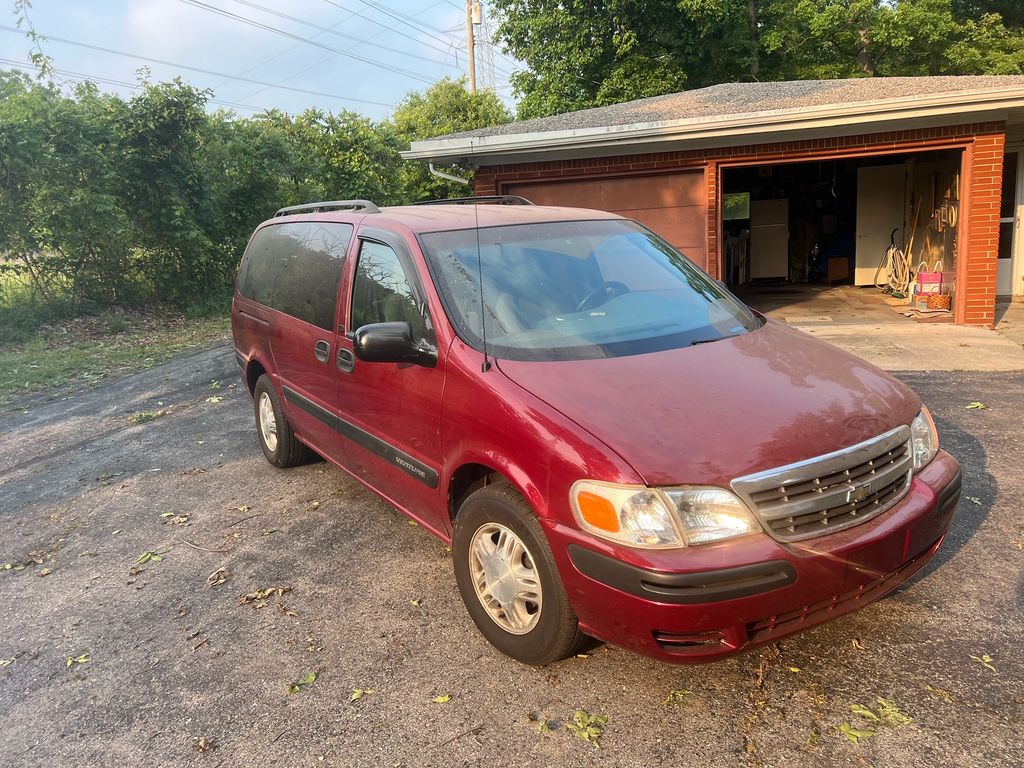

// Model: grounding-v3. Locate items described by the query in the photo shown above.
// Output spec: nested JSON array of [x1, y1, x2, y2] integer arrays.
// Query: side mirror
[[353, 322, 436, 368]]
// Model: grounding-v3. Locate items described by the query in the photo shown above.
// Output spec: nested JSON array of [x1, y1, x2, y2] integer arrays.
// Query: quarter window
[[351, 240, 433, 343], [237, 222, 352, 330]]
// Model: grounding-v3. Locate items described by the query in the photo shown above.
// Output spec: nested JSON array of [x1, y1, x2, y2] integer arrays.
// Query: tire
[[452, 481, 586, 665], [253, 374, 310, 468]]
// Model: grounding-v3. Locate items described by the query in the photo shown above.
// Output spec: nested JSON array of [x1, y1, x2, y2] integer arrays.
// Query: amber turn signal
[[575, 491, 621, 533]]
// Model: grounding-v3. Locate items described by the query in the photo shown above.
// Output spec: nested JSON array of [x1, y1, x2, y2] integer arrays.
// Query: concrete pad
[[792, 322, 1024, 371], [739, 284, 935, 328], [996, 299, 1024, 349]]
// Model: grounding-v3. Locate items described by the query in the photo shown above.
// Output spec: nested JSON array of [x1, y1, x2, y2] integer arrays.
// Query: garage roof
[[403, 76, 1024, 165]]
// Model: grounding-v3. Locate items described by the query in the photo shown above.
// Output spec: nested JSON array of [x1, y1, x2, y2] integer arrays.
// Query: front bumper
[[544, 450, 961, 663]]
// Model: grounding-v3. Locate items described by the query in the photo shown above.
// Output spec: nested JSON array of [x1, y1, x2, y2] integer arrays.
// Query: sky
[[0, 0, 519, 119]]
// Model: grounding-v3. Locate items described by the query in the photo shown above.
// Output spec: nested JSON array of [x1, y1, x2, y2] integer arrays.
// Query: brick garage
[[406, 78, 1024, 327]]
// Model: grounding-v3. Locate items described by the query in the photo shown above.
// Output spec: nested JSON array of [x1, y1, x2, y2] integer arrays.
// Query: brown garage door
[[505, 171, 707, 267]]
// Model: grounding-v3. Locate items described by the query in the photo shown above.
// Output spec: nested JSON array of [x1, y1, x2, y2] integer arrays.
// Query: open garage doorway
[[721, 149, 963, 324]]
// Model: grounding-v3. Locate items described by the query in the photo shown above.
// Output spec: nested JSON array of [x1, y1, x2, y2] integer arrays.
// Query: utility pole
[[465, 0, 476, 94]]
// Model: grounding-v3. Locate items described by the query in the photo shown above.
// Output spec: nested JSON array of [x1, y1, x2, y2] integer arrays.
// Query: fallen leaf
[[112, 530, 122, 535], [836, 722, 876, 745], [309, 501, 320, 510], [788, 666, 802, 673], [193, 736, 215, 752], [664, 690, 693, 705], [966, 496, 982, 505], [850, 703, 880, 722], [66, 653, 90, 667], [205, 396, 224, 404], [432, 694, 452, 703], [0, 657, 16, 666], [565, 709, 607, 748], [969, 653, 997, 673], [206, 568, 230, 587], [239, 586, 291, 606], [37, 567, 52, 577], [922, 684, 953, 702], [350, 687, 375, 701], [965, 401, 988, 410], [852, 639, 866, 650], [130, 409, 169, 424], [136, 546, 171, 565], [288, 671, 317, 694], [875, 698, 912, 727], [410, 598, 422, 607]]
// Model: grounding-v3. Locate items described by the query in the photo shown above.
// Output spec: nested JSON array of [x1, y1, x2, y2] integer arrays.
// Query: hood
[[496, 321, 920, 487]]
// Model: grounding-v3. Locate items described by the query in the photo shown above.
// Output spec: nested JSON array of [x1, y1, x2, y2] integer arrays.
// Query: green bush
[[0, 71, 509, 335]]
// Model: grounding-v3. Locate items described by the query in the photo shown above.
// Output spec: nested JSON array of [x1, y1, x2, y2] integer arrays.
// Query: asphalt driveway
[[1, 345, 1022, 767]]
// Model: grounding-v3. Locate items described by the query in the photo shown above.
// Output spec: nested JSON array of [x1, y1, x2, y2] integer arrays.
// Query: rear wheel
[[452, 481, 585, 665], [253, 374, 309, 468]]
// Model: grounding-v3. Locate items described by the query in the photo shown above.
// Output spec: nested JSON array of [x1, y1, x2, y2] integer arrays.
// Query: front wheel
[[452, 481, 585, 665]]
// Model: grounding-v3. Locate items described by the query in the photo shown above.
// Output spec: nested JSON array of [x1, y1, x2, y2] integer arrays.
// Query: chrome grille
[[731, 425, 913, 543]]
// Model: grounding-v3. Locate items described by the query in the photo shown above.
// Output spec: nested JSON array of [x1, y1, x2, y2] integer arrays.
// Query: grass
[[0, 310, 231, 408]]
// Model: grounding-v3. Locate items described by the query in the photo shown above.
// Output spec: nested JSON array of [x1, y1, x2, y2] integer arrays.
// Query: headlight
[[910, 407, 938, 472], [663, 488, 760, 545], [570, 481, 759, 548]]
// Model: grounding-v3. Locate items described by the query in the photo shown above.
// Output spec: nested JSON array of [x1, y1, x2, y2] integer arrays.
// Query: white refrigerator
[[750, 199, 789, 280]]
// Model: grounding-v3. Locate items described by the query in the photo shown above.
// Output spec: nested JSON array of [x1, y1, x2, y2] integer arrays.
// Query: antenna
[[471, 139, 491, 373]]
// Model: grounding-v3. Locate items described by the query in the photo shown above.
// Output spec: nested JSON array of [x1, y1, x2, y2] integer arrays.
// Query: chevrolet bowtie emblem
[[846, 483, 872, 503]]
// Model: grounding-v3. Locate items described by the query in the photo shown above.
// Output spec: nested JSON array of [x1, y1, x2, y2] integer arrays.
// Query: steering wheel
[[576, 281, 630, 312]]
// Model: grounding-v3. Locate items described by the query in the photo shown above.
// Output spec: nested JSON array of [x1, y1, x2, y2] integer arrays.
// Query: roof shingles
[[433, 76, 1024, 141]]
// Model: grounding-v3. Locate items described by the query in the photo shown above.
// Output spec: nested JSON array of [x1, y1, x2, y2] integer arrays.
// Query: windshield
[[419, 219, 761, 362]]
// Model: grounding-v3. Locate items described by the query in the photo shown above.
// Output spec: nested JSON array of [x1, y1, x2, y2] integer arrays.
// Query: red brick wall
[[474, 121, 1006, 326], [958, 133, 1005, 326]]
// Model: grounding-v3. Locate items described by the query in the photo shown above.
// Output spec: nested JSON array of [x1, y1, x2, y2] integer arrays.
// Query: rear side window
[[237, 222, 353, 330], [351, 240, 434, 344]]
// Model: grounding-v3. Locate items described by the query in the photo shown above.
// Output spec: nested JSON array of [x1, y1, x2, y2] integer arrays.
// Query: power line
[[318, 0, 459, 63], [235, 0, 453, 105], [0, 24, 393, 107], [224, 0, 456, 69], [176, 0, 434, 83], [355, 0, 461, 48], [0, 57, 269, 113]]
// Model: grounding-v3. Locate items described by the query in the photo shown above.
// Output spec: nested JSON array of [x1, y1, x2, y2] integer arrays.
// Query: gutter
[[402, 87, 1024, 163]]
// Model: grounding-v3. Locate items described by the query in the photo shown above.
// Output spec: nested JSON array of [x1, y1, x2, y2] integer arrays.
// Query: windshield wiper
[[690, 333, 740, 346]]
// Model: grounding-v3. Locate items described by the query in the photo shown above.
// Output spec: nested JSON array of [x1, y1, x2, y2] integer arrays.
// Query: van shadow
[[902, 410, 996, 582]]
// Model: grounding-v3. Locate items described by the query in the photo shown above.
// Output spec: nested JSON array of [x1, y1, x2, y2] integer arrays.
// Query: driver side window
[[351, 240, 434, 344]]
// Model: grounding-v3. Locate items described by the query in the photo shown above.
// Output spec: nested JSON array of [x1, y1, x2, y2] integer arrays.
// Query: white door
[[998, 149, 1023, 297], [749, 198, 789, 279], [855, 164, 906, 286]]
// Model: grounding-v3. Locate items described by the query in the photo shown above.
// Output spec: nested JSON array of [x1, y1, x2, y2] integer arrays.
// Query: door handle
[[337, 348, 355, 374], [314, 340, 330, 364]]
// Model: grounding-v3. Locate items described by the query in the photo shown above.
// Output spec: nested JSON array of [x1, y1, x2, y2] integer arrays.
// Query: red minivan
[[231, 197, 961, 665]]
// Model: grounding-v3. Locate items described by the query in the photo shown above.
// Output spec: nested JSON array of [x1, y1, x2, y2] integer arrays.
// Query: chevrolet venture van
[[231, 197, 961, 665]]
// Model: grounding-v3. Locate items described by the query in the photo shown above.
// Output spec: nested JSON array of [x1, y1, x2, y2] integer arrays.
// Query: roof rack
[[274, 199, 379, 217], [413, 195, 534, 206]]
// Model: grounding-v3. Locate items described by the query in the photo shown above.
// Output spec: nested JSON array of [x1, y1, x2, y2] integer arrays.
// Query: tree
[[0, 73, 134, 308], [492, 0, 1024, 118], [392, 77, 512, 200]]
